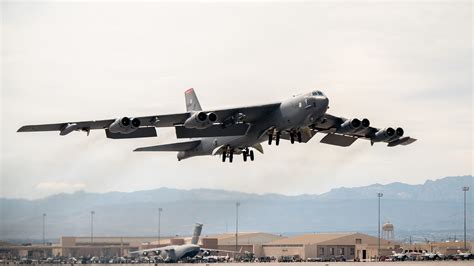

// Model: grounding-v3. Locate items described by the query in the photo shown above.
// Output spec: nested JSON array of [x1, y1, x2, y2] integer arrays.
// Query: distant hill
[[0, 175, 472, 241]]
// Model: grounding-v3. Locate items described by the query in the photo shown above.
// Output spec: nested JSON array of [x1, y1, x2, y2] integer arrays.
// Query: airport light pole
[[377, 192, 383, 261], [463, 186, 469, 251], [235, 202, 240, 258], [158, 208, 163, 246], [90, 211, 95, 244], [42, 213, 46, 246]]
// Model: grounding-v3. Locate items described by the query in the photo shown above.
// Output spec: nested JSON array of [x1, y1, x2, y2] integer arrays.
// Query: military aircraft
[[130, 223, 239, 263], [18, 89, 416, 162]]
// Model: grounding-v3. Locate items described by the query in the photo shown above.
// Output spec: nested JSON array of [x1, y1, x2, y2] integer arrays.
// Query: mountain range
[[0, 175, 472, 241]]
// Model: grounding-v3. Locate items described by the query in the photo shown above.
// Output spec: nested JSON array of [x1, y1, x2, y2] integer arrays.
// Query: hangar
[[255, 232, 399, 261]]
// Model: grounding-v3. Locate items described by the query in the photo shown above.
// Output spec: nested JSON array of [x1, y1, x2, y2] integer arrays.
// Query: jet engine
[[183, 112, 218, 129], [395, 127, 404, 137], [108, 117, 141, 134], [361, 118, 370, 128], [372, 127, 396, 142], [338, 118, 361, 133]]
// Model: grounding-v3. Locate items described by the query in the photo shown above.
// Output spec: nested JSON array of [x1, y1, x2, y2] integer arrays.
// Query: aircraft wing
[[310, 113, 417, 147], [17, 113, 190, 133], [17, 103, 280, 138], [201, 247, 243, 254], [129, 246, 169, 255]]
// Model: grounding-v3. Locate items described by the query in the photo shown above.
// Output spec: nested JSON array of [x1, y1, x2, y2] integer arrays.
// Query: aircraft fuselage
[[177, 92, 329, 160]]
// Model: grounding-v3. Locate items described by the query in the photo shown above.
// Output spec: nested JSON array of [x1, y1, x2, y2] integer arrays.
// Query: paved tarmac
[[86, 262, 473, 266]]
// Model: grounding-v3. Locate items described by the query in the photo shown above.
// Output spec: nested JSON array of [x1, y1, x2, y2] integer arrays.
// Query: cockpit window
[[312, 90, 324, 96]]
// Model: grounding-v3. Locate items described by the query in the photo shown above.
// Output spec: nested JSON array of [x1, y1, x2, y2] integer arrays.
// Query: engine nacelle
[[108, 117, 140, 134], [361, 118, 370, 128], [183, 112, 218, 129], [372, 127, 396, 142], [395, 127, 404, 137], [338, 118, 361, 133]]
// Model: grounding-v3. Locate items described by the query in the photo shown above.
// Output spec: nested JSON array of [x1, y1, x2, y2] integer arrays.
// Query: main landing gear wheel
[[243, 152, 248, 162], [275, 132, 281, 146], [229, 150, 233, 163], [290, 132, 295, 144], [249, 150, 254, 161], [222, 151, 226, 162], [297, 131, 302, 143], [268, 133, 273, 145]]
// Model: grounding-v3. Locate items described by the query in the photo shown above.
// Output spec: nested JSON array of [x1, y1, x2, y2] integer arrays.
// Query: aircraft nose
[[319, 96, 329, 110]]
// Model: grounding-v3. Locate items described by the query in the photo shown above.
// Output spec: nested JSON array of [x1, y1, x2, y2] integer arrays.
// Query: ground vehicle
[[306, 257, 323, 262]]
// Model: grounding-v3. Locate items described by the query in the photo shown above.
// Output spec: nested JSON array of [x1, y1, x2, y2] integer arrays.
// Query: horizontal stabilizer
[[387, 137, 417, 147], [105, 127, 157, 139], [320, 133, 357, 147], [134, 140, 201, 152], [175, 124, 249, 138]]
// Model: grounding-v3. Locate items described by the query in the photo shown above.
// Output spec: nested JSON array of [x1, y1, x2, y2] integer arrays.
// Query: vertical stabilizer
[[185, 88, 202, 112], [191, 223, 203, 245]]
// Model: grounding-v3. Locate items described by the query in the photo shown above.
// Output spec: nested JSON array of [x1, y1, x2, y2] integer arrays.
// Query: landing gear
[[242, 148, 254, 162], [297, 131, 302, 143], [222, 148, 233, 163], [289, 131, 302, 144], [269, 131, 281, 146]]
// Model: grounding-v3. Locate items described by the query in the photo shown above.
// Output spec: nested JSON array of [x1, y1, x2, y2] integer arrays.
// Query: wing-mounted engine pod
[[396, 127, 404, 137], [184, 111, 214, 129], [338, 118, 361, 133], [207, 112, 218, 123], [372, 127, 396, 142], [108, 117, 139, 134], [130, 118, 141, 129], [361, 118, 370, 128]]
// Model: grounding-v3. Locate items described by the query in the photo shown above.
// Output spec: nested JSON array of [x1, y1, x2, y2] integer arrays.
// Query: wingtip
[[17, 126, 27, 132], [185, 88, 194, 94]]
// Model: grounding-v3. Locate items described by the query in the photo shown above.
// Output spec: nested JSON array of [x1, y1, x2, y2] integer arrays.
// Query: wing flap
[[387, 137, 417, 147], [134, 140, 201, 152], [320, 133, 358, 147], [175, 124, 250, 138], [105, 127, 157, 139]]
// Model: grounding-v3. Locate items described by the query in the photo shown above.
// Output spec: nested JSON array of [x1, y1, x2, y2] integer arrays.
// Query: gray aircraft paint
[[176, 91, 329, 160], [17, 89, 415, 161]]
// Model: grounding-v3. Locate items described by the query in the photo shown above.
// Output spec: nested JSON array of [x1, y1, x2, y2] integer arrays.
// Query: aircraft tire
[[250, 150, 254, 161], [243, 152, 247, 162]]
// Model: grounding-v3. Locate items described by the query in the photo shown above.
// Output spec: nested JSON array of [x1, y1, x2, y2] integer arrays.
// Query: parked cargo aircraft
[[18, 89, 416, 162], [130, 223, 239, 262]]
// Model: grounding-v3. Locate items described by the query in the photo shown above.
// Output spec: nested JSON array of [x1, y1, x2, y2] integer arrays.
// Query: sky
[[1, 1, 472, 199]]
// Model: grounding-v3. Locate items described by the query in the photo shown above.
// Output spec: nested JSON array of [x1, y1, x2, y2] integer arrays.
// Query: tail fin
[[191, 223, 203, 245], [185, 88, 202, 112]]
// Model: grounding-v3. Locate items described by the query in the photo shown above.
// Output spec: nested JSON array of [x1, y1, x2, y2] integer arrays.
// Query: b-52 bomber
[[18, 89, 416, 162]]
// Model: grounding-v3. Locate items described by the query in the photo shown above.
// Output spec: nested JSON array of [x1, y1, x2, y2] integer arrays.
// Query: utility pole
[[377, 193, 383, 261], [90, 211, 95, 244], [158, 208, 163, 246], [235, 202, 240, 259], [463, 186, 469, 251], [42, 213, 46, 245]]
